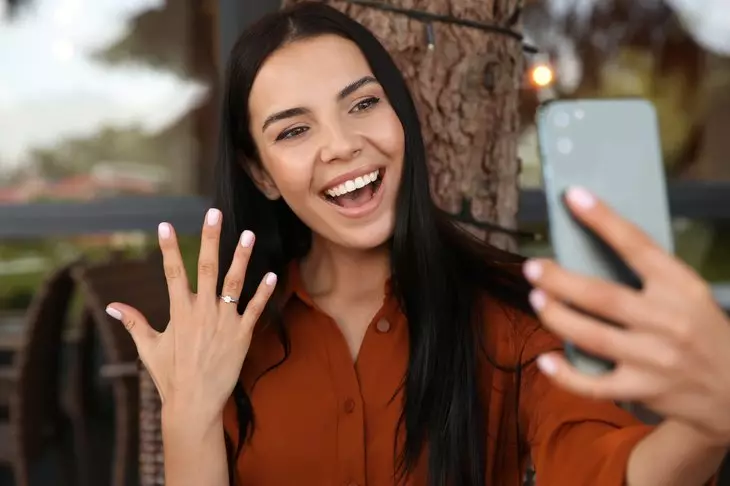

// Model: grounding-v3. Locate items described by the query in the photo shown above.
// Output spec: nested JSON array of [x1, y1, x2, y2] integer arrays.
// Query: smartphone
[[536, 98, 674, 375]]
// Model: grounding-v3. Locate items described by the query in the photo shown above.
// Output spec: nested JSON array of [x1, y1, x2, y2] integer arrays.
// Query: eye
[[275, 126, 309, 141], [351, 96, 380, 113]]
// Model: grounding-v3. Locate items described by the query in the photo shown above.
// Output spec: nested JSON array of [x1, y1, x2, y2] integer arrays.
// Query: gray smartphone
[[536, 98, 674, 375]]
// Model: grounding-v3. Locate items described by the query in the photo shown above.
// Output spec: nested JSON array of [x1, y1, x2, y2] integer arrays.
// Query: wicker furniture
[[0, 260, 79, 486], [73, 252, 169, 486]]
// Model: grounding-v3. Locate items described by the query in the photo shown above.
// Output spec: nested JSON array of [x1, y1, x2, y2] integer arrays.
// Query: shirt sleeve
[[519, 326, 655, 486]]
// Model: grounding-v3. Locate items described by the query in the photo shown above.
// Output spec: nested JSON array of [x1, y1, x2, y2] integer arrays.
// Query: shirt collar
[[280, 259, 395, 310]]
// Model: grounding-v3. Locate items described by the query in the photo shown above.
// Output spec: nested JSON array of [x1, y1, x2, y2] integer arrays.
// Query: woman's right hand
[[105, 208, 277, 426]]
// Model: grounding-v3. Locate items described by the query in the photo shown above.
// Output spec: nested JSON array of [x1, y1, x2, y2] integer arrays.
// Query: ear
[[247, 163, 282, 201]]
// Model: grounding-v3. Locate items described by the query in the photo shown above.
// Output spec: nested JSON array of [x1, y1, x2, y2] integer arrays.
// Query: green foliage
[[0, 232, 204, 312], [519, 222, 730, 284], [27, 125, 170, 181], [699, 226, 730, 281]]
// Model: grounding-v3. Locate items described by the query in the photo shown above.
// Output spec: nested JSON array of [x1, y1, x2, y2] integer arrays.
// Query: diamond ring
[[219, 295, 239, 304]]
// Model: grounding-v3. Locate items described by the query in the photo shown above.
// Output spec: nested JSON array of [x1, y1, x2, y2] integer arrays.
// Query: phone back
[[537, 98, 674, 285]]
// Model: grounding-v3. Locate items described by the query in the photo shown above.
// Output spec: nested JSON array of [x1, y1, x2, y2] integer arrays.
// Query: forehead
[[249, 35, 374, 117]]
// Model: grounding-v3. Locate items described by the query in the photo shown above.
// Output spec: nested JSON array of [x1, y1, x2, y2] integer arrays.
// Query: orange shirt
[[224, 262, 654, 485]]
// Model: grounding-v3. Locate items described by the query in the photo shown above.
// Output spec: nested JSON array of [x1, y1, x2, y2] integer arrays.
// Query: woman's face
[[247, 34, 405, 250]]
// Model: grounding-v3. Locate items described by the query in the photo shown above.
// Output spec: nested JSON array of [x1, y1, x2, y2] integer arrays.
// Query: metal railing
[[0, 181, 728, 309]]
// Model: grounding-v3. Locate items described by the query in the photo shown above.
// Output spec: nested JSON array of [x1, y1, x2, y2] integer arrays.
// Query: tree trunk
[[684, 54, 730, 181], [281, 0, 525, 249]]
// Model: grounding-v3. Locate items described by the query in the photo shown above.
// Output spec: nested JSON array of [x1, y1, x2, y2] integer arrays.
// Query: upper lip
[[320, 165, 383, 194]]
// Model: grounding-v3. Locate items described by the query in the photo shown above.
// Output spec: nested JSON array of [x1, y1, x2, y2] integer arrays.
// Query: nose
[[319, 122, 363, 164]]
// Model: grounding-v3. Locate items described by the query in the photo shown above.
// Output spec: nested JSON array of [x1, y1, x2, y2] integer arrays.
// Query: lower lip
[[324, 171, 387, 219]]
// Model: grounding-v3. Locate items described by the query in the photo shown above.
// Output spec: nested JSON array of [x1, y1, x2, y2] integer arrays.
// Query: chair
[[0, 260, 79, 486], [73, 251, 169, 486]]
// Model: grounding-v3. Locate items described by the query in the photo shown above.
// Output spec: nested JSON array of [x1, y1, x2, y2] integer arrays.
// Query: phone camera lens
[[554, 112, 570, 127], [557, 138, 573, 154]]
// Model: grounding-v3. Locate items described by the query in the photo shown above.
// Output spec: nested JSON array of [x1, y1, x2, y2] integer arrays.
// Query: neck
[[300, 234, 390, 302]]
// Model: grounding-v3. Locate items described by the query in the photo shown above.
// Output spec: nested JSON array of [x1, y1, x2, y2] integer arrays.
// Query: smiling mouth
[[322, 169, 384, 209]]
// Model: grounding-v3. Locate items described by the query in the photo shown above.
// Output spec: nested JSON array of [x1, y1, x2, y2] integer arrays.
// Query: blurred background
[[0, 0, 728, 485]]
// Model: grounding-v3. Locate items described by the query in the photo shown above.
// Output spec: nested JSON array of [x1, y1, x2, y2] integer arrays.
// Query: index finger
[[563, 187, 674, 280]]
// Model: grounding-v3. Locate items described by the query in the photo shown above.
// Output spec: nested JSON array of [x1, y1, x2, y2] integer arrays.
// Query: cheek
[[373, 111, 405, 159], [263, 153, 315, 198]]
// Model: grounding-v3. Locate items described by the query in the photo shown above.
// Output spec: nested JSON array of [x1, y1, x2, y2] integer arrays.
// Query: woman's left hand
[[524, 187, 730, 447]]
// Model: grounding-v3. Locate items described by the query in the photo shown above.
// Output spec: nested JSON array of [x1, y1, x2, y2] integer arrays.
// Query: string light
[[337, 0, 538, 53], [530, 64, 554, 88]]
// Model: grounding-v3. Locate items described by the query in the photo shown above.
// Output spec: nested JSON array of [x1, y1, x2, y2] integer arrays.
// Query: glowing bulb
[[530, 64, 555, 88], [52, 40, 75, 61]]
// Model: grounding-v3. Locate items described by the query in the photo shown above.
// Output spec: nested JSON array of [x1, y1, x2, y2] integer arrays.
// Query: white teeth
[[325, 170, 380, 198]]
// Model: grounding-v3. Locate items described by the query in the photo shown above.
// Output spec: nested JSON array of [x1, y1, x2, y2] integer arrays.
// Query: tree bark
[[281, 0, 525, 249], [684, 54, 730, 181]]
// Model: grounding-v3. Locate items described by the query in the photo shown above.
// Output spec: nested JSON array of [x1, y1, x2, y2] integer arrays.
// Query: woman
[[105, 2, 730, 485]]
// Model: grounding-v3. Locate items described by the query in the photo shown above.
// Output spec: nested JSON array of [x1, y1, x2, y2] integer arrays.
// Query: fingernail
[[158, 222, 171, 239], [566, 187, 596, 209], [523, 260, 542, 281], [240, 230, 254, 248], [106, 306, 123, 320], [206, 208, 221, 226], [529, 289, 546, 310], [265, 272, 277, 286], [537, 355, 557, 376]]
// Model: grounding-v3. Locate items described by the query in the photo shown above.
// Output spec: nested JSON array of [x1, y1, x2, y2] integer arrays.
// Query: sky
[[0, 0, 208, 166]]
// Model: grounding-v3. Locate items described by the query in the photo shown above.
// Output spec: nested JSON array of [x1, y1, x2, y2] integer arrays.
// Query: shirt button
[[343, 398, 356, 414], [376, 318, 391, 333]]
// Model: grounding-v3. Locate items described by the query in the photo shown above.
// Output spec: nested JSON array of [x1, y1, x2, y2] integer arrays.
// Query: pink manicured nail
[[106, 306, 123, 320], [265, 273, 277, 286], [240, 230, 254, 248], [206, 208, 221, 226], [566, 187, 596, 209], [158, 223, 171, 239], [523, 260, 542, 281], [537, 355, 557, 376], [529, 289, 546, 310]]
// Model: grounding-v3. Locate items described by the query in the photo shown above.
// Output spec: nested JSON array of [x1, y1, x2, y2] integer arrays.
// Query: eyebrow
[[338, 75, 378, 100], [261, 75, 379, 132]]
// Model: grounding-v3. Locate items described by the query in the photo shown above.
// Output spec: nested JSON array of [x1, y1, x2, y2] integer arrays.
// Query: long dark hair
[[214, 3, 534, 485]]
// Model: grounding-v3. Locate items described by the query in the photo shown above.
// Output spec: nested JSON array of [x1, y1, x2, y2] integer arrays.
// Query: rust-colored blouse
[[224, 263, 653, 485]]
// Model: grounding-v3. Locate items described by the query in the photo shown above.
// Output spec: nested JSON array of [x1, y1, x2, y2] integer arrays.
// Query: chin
[[327, 220, 394, 251]]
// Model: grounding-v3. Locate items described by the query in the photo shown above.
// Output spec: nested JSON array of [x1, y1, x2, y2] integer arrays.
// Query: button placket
[[320, 312, 367, 486]]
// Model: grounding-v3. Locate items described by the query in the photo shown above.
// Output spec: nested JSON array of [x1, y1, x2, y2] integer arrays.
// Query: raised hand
[[525, 187, 730, 447], [105, 208, 277, 426]]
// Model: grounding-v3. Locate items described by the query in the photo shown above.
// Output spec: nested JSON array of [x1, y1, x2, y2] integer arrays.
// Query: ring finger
[[219, 230, 255, 311]]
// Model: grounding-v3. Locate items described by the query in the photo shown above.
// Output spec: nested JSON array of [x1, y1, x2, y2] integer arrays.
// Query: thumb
[[105, 303, 159, 352]]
